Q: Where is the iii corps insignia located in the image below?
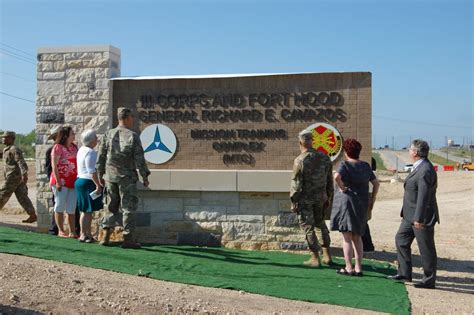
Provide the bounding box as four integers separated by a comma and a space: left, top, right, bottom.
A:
305, 123, 343, 161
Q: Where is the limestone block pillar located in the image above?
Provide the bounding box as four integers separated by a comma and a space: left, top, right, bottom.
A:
35, 45, 121, 230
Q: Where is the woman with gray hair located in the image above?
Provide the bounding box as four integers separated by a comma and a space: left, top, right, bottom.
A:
74, 129, 103, 243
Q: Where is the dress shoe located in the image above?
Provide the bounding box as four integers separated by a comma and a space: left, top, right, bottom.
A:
387, 274, 412, 282
414, 282, 435, 289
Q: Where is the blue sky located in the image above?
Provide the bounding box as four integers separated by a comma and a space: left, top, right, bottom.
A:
0, 0, 472, 148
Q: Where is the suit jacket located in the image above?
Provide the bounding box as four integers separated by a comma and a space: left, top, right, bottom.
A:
401, 159, 440, 227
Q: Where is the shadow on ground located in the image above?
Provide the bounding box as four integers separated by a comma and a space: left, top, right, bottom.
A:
0, 304, 44, 315
356, 247, 474, 295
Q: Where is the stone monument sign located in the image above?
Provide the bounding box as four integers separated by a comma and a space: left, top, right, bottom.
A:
36, 45, 371, 250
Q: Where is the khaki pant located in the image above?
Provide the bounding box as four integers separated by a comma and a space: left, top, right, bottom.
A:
0, 179, 35, 214
100, 180, 138, 239
298, 202, 330, 253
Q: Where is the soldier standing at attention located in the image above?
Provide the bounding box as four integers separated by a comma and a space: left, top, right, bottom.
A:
97, 107, 150, 249
0, 131, 37, 223
290, 130, 334, 267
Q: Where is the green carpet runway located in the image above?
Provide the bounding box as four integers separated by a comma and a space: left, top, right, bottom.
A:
0, 226, 409, 314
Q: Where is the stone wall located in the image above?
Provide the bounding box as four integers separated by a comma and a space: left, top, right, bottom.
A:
132, 169, 307, 249
35, 45, 120, 230
135, 190, 306, 250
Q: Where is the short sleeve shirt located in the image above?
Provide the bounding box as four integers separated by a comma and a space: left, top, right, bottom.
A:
50, 144, 78, 188
77, 146, 98, 179
337, 160, 376, 195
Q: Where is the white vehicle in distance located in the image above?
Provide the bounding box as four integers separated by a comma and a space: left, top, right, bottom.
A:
404, 164, 414, 172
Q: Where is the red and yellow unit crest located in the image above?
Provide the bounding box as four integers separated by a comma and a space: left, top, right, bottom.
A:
306, 123, 343, 161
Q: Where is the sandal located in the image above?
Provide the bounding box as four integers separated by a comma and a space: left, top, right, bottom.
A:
337, 268, 354, 276
354, 271, 364, 277
69, 234, 79, 239
58, 231, 69, 238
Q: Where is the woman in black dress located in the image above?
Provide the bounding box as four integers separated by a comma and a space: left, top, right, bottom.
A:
331, 139, 380, 276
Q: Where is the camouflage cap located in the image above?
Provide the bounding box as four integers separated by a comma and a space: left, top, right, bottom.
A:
0, 131, 16, 138
298, 129, 313, 142
117, 107, 133, 120
47, 125, 62, 140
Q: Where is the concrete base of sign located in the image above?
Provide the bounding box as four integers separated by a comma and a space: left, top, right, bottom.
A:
133, 169, 308, 250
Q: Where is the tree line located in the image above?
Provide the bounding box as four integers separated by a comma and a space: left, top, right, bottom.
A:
0, 129, 36, 159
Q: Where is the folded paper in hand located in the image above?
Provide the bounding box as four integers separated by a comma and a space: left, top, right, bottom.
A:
89, 191, 102, 200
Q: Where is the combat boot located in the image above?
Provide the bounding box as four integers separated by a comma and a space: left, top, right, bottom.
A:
99, 228, 112, 246
322, 247, 334, 265
22, 213, 37, 223
122, 235, 141, 249
303, 252, 321, 267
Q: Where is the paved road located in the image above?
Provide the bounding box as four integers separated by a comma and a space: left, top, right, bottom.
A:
431, 150, 471, 164
376, 149, 466, 172
376, 150, 409, 171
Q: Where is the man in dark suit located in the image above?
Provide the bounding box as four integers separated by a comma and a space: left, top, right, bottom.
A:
388, 139, 439, 289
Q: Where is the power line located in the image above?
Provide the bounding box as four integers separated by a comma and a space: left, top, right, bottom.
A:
373, 115, 473, 130
0, 48, 36, 65
0, 71, 35, 83
0, 42, 36, 58
0, 46, 36, 62
0, 91, 35, 103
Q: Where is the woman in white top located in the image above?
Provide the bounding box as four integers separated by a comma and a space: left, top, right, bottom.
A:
74, 129, 103, 243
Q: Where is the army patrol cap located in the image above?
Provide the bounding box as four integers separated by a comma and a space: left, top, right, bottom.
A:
117, 107, 133, 120
298, 129, 313, 142
47, 125, 62, 140
0, 131, 16, 138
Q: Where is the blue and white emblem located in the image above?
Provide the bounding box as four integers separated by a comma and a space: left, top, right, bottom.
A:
140, 124, 177, 164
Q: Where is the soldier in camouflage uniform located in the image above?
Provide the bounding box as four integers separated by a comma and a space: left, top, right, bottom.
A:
290, 130, 334, 267
97, 107, 150, 249
0, 131, 37, 223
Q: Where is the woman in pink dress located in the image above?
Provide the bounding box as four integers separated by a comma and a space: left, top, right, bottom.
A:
50, 126, 79, 238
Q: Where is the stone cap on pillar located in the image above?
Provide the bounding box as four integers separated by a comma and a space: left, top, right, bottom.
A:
37, 45, 120, 56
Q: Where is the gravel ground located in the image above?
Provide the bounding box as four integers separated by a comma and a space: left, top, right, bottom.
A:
1, 164, 473, 314
0, 253, 384, 315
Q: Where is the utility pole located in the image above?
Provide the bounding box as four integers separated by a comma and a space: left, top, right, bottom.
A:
469, 139, 473, 162
392, 136, 395, 150
395, 156, 399, 179
445, 136, 449, 164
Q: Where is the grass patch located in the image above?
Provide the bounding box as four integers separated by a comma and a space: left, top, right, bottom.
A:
0, 226, 409, 314
372, 152, 387, 170
439, 147, 473, 161
428, 153, 458, 166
